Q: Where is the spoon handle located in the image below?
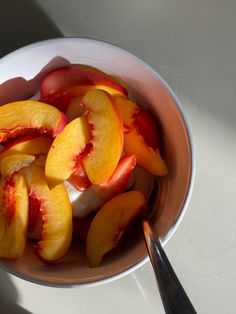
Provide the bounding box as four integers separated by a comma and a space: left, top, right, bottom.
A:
143, 220, 197, 314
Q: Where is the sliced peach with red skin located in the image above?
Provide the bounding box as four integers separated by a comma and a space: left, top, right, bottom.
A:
94, 154, 136, 199
0, 154, 45, 240
0, 154, 42, 240
36, 183, 72, 263
0, 100, 66, 143
63, 85, 126, 98
115, 96, 160, 146
40, 64, 128, 97
115, 97, 168, 176
116, 97, 139, 129
82, 90, 124, 185
19, 156, 43, 240
1, 154, 46, 239
124, 130, 167, 175
21, 165, 72, 263
40, 91, 73, 112
0, 173, 28, 258
0, 154, 35, 177
135, 110, 160, 150
19, 164, 42, 240
0, 135, 52, 162
86, 190, 146, 267
27, 194, 42, 240
45, 116, 91, 189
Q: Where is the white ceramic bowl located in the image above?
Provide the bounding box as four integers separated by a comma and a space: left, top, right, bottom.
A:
0, 38, 194, 287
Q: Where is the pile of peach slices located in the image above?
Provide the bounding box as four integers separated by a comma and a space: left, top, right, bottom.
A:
0, 64, 168, 267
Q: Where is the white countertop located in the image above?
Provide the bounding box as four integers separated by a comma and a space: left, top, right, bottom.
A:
1, 0, 236, 313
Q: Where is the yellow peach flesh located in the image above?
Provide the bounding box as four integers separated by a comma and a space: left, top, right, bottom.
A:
124, 129, 168, 175
0, 136, 52, 162
115, 97, 139, 127
45, 116, 90, 189
0, 174, 28, 258
86, 190, 145, 267
82, 90, 124, 185
116, 97, 168, 175
37, 184, 72, 262
1, 154, 35, 177
64, 85, 125, 98
0, 100, 66, 142
23, 165, 72, 262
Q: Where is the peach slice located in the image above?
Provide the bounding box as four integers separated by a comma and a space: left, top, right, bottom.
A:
0, 173, 28, 258
115, 97, 139, 129
20, 156, 46, 240
0, 154, 35, 177
36, 183, 72, 263
115, 98, 160, 148
63, 85, 126, 98
86, 190, 146, 267
135, 109, 160, 150
19, 163, 42, 240
27, 194, 42, 240
82, 90, 124, 185
0, 135, 52, 162
0, 100, 66, 143
40, 64, 128, 97
45, 116, 91, 189
124, 130, 168, 175
66, 96, 84, 122
39, 91, 73, 112
115, 97, 168, 176
21, 165, 72, 263
94, 154, 137, 199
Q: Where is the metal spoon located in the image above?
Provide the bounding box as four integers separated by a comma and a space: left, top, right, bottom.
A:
142, 180, 197, 313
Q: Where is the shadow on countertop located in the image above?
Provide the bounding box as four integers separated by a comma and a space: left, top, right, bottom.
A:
0, 0, 62, 58
0, 1, 61, 313
0, 269, 32, 314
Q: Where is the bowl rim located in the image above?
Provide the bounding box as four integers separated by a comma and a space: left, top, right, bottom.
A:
0, 37, 195, 288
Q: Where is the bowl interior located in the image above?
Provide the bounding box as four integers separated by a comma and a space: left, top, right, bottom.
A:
0, 38, 193, 287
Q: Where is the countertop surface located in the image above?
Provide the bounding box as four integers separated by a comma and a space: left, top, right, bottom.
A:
1, 0, 236, 313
